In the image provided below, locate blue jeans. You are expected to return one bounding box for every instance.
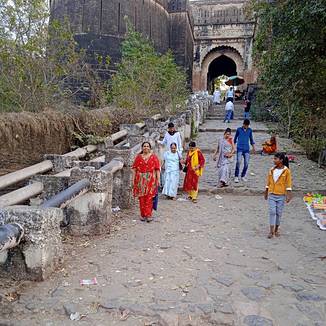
[268,194,285,225]
[224,110,232,122]
[244,111,250,119]
[235,151,250,177]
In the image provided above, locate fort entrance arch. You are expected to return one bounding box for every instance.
[201,46,244,92]
[190,0,257,92]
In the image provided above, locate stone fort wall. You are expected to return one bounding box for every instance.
[50,0,194,78]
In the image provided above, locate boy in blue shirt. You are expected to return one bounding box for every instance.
[234,119,256,183]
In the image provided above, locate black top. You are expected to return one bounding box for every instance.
[244,101,251,112]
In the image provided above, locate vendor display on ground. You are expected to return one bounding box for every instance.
[303,193,326,230]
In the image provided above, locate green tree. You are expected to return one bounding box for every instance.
[0,0,105,112]
[109,21,189,117]
[249,0,326,159]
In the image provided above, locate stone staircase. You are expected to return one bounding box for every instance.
[207,102,244,120]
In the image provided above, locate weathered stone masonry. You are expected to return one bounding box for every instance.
[50,0,194,80]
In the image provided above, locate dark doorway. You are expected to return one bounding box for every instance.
[207,55,237,92]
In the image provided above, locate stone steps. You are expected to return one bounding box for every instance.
[199,127,269,133]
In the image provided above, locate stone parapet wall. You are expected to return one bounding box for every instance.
[0,93,211,281]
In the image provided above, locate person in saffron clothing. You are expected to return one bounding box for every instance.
[132,142,160,222]
[262,136,277,155]
[183,141,205,203]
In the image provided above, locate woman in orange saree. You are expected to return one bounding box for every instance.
[132,142,161,222]
[262,136,277,155]
[183,141,205,203]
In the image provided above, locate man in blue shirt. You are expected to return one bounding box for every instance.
[233,119,256,183]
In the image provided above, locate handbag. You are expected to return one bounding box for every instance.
[152,192,159,211]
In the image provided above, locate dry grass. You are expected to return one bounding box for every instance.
[0,107,138,174]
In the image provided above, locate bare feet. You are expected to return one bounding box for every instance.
[267,233,274,239]
[275,231,280,237]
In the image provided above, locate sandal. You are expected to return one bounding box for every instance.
[146,217,153,223]
[275,231,280,237]
[192,199,198,203]
[140,217,146,222]
[267,233,274,239]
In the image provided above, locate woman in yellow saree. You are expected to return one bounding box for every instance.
[183,141,205,203]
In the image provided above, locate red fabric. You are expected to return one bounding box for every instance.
[183,150,205,192]
[132,153,160,218]
[132,154,160,197]
[263,142,277,154]
[139,195,153,218]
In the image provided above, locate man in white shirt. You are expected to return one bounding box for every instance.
[226,87,234,102]
[160,122,183,154]
[224,99,234,123]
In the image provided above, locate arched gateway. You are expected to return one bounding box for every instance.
[197,46,245,92]
[191,0,257,92]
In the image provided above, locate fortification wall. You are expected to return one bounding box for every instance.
[50,0,171,68]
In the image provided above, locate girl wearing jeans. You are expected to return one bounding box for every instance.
[264,153,292,238]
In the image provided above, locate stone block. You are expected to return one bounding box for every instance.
[105,148,136,168]
[33,175,70,201]
[112,167,134,209]
[0,206,63,281]
[66,191,111,236]
[70,167,112,193]
[44,154,77,173]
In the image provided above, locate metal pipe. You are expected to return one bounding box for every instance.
[0,160,53,191]
[40,178,90,209]
[0,182,44,208]
[0,223,24,252]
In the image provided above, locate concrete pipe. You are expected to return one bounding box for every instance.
[0,182,44,208]
[0,223,24,252]
[0,160,53,191]
[100,158,124,174]
[111,129,128,142]
[63,145,97,158]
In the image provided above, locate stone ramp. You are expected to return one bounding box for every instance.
[1,194,325,325]
[1,110,326,325]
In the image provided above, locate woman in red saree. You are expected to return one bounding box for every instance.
[183,141,205,203]
[132,142,161,222]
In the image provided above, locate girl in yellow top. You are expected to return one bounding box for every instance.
[264,153,292,238]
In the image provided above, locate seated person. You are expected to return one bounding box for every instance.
[262,136,277,154]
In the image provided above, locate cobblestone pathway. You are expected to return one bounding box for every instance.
[1,104,326,326]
